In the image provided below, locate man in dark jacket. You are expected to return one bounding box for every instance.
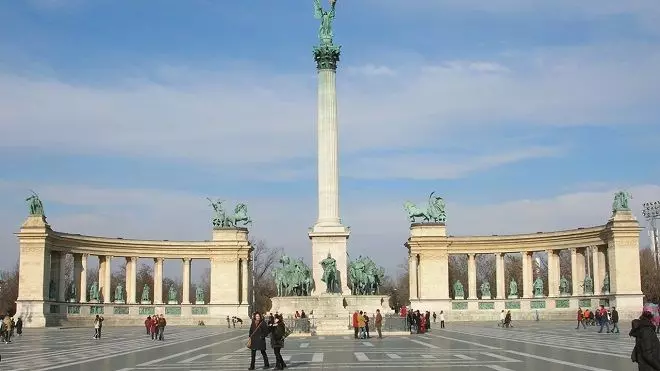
[610,307,620,334]
[630,311,660,370]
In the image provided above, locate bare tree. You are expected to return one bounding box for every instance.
[63,254,74,286]
[251,239,279,314]
[381,259,409,312]
[641,248,660,303]
[136,263,154,302]
[448,255,468,298]
[0,261,19,315]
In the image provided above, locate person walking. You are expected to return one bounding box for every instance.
[630,311,660,370]
[364,313,370,339]
[150,316,158,340]
[597,305,610,333]
[270,314,287,370]
[358,311,366,339]
[504,311,512,328]
[439,310,446,329]
[15,317,22,337]
[375,309,383,339]
[610,307,620,334]
[157,314,167,341]
[576,308,586,329]
[247,312,270,370]
[352,311,359,339]
[92,315,102,339]
[499,310,505,327]
[433,312,437,323]
[144,316,152,335]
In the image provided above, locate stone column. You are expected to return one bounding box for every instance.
[468,253,477,299]
[79,254,88,302]
[591,246,601,295]
[182,258,191,304]
[126,257,137,304]
[73,253,82,302]
[571,248,580,296]
[408,254,418,300]
[597,246,607,289]
[547,250,558,297]
[495,253,505,299]
[241,258,249,304]
[522,251,532,298]
[103,256,112,303]
[154,258,164,304]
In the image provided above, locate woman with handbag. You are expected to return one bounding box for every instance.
[247,312,270,370]
[270,314,287,370]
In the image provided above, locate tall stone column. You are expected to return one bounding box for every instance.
[571,248,580,296]
[308,40,350,295]
[591,246,601,295]
[182,258,191,304]
[468,253,477,299]
[73,253,82,302]
[408,254,418,300]
[597,246,607,289]
[522,251,532,298]
[98,256,106,302]
[495,253,505,299]
[49,251,65,301]
[154,258,163,304]
[547,250,558,297]
[79,254,88,302]
[103,256,112,303]
[241,258,249,304]
[126,257,137,304]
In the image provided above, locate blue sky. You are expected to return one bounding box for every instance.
[1,0,659,280]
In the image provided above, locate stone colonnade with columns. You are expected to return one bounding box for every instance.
[406,209,643,320]
[15,215,253,328]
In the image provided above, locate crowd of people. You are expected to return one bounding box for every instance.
[0,314,22,343]
[351,309,383,339]
[143,314,167,341]
[576,305,620,333]
[247,311,289,370]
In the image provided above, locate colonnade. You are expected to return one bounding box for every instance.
[408,246,607,300]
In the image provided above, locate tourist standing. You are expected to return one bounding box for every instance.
[150,316,158,340]
[630,311,660,370]
[352,311,359,339]
[576,308,586,329]
[270,314,287,370]
[15,317,22,336]
[157,314,167,340]
[364,313,370,339]
[504,311,512,328]
[145,316,151,334]
[610,307,620,334]
[93,315,103,339]
[247,312,270,370]
[433,312,437,323]
[358,311,366,339]
[499,310,505,327]
[439,310,445,329]
[375,309,383,339]
[2,315,11,343]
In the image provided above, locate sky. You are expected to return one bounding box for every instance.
[0,0,659,282]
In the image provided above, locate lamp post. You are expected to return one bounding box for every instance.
[643,201,660,268]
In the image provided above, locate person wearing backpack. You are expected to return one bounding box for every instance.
[630,312,660,370]
[269,314,287,370]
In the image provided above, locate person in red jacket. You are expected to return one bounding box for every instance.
[576,308,585,329]
[144,316,152,335]
[352,311,359,339]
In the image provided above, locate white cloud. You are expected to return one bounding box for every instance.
[0,43,658,180]
[2,180,659,275]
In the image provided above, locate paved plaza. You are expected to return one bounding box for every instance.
[0,321,639,370]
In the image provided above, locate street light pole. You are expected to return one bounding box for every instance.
[643,201,660,268]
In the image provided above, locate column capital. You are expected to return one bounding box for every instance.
[468,253,476,258]
[183,257,191,262]
[154,257,164,263]
[313,43,341,70]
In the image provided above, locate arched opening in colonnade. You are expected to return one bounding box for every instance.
[191,259,211,305]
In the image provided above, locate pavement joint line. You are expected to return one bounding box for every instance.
[426,333,501,350]
[409,338,439,348]
[137,334,246,366]
[504,349,613,371]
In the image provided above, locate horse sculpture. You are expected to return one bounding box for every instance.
[224,203,252,227]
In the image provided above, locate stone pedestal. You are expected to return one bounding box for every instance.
[508,295,518,299]
[406,223,450,301]
[114,300,125,304]
[195,300,205,305]
[309,226,350,295]
[141,300,151,305]
[168,301,178,305]
[481,296,491,300]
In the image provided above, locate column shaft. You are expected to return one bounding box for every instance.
[408,254,418,300]
[547,250,557,297]
[154,258,163,304]
[126,257,138,304]
[73,253,82,302]
[571,248,579,295]
[103,256,112,303]
[315,68,340,225]
[522,252,532,298]
[468,254,477,299]
[496,253,505,299]
[182,258,191,304]
[241,258,249,304]
[79,254,88,302]
[592,247,601,295]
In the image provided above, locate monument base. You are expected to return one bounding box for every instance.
[270,294,390,335]
[115,300,125,304]
[168,301,178,305]
[195,301,205,305]
[309,226,351,295]
[141,300,151,305]
[508,295,518,299]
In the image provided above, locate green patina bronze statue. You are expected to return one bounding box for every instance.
[602,273,610,294]
[533,277,544,297]
[320,253,339,293]
[49,279,56,300]
[168,285,177,302]
[208,198,252,228]
[480,281,491,298]
[26,191,45,216]
[509,279,518,297]
[348,256,385,295]
[114,284,124,302]
[89,281,99,301]
[195,286,205,303]
[559,276,570,295]
[314,0,336,45]
[404,192,447,224]
[453,280,465,299]
[67,281,76,301]
[141,284,151,302]
[273,255,314,297]
[612,191,632,212]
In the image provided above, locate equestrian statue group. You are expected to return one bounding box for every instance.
[348,256,385,295]
[207,198,252,228]
[273,255,314,297]
[404,192,447,223]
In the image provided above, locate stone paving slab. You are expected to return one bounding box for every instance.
[0,322,639,370]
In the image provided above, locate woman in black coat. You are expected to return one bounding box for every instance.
[630,312,660,371]
[248,312,270,370]
[270,314,287,370]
